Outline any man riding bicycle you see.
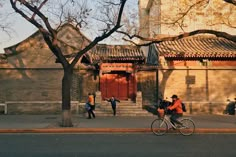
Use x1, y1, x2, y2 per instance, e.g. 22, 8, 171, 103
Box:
167, 94, 183, 128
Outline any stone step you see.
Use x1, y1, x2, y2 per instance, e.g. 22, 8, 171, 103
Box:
94, 113, 154, 117
94, 108, 151, 115
95, 106, 149, 110
94, 110, 150, 114
99, 105, 138, 108
82, 100, 153, 117
95, 106, 146, 110
101, 101, 136, 106
94, 111, 149, 114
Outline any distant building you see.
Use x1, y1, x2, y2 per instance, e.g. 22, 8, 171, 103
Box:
0, 1, 235, 115
0, 24, 154, 116
139, 0, 236, 37
139, 0, 236, 114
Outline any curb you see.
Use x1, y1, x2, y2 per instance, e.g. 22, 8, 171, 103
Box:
0, 128, 150, 133
0, 128, 236, 134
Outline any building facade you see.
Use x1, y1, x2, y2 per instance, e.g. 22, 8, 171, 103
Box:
0, 1, 235, 115
139, 0, 236, 114
0, 24, 155, 115
139, 0, 236, 37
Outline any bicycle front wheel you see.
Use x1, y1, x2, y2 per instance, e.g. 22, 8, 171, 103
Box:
179, 118, 195, 136
151, 118, 168, 136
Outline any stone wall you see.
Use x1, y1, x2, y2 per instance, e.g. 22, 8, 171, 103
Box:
135, 64, 236, 115
0, 68, 98, 114
137, 71, 157, 105
1, 66, 235, 115
6, 102, 79, 114
159, 66, 236, 114
0, 69, 63, 102
75, 69, 99, 102
139, 0, 236, 37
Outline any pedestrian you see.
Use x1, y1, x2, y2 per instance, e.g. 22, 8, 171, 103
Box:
87, 93, 95, 119
105, 96, 120, 116
225, 98, 236, 115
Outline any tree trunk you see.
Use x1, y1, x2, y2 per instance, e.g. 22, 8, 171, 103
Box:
61, 67, 73, 127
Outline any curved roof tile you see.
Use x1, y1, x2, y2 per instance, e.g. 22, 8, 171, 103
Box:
88, 45, 145, 63
156, 36, 236, 59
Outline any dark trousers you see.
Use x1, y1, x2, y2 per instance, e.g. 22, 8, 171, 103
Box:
112, 105, 116, 116
170, 113, 183, 125
88, 105, 95, 118
88, 109, 95, 118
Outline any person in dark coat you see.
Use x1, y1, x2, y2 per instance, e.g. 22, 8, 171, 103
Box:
225, 98, 236, 115
105, 96, 120, 116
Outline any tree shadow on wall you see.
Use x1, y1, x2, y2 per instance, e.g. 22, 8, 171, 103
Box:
5, 48, 31, 80
183, 69, 236, 114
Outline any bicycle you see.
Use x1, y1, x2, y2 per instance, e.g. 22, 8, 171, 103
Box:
151, 108, 195, 136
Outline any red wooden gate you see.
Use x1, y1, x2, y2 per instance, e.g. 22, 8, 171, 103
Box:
100, 73, 129, 100
100, 63, 136, 100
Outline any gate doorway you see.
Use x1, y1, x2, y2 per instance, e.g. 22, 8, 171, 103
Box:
100, 72, 130, 100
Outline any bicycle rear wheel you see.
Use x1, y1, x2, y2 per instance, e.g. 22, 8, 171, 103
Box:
179, 118, 195, 136
151, 118, 168, 136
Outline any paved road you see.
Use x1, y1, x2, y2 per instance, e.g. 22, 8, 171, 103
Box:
0, 133, 235, 157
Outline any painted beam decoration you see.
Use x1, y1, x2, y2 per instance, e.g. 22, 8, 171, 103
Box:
100, 63, 134, 73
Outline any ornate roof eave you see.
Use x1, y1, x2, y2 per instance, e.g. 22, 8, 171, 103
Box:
82, 44, 145, 64
136, 64, 158, 71
156, 35, 236, 60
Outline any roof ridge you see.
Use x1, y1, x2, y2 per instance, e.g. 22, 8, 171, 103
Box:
156, 35, 236, 59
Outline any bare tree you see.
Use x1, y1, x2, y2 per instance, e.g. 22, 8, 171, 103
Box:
224, 0, 236, 5
119, 29, 236, 46
0, 1, 13, 43
9, 0, 127, 127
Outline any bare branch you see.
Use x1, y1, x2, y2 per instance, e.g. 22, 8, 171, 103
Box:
209, 21, 236, 29
31, 0, 48, 19
161, 0, 208, 27
10, 0, 44, 31
118, 29, 236, 46
71, 0, 127, 67
224, 0, 236, 5
20, 1, 56, 37
10, 0, 69, 67
103, 0, 120, 6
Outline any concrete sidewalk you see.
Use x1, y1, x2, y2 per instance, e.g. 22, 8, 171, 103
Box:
0, 114, 235, 133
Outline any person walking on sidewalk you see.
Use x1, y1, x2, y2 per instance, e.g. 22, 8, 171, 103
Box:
87, 93, 95, 119
167, 94, 183, 128
105, 96, 120, 116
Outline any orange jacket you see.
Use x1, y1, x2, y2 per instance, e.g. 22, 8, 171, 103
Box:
168, 99, 183, 114
88, 95, 94, 106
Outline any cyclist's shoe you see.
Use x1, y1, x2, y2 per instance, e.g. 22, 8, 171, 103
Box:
176, 124, 185, 129
169, 127, 176, 130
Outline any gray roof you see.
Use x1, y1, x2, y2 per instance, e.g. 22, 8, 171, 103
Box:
88, 45, 145, 63
156, 36, 236, 59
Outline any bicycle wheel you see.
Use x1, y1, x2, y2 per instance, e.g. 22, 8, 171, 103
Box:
151, 118, 168, 136
179, 118, 195, 136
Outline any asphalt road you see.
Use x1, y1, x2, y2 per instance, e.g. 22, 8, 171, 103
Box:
0, 133, 235, 157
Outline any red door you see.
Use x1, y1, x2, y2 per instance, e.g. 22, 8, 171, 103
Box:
117, 73, 129, 100
100, 73, 129, 100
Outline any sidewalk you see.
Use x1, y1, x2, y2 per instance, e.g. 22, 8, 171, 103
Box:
0, 114, 235, 133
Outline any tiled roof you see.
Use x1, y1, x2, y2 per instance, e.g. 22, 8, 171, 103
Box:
89, 45, 145, 62
156, 36, 236, 59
